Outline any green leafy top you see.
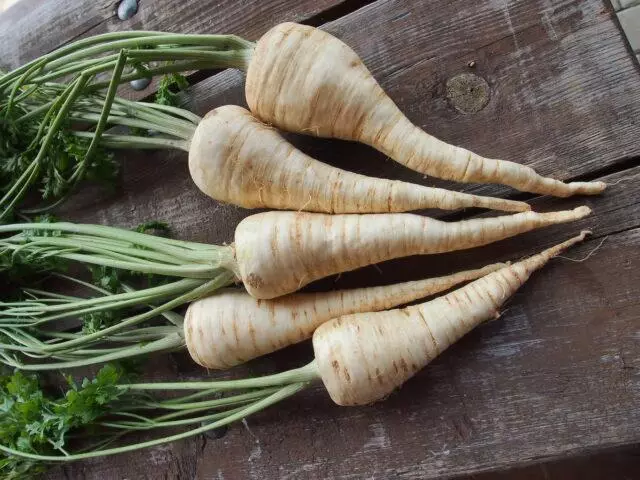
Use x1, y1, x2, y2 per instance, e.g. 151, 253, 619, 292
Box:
0, 215, 68, 285
154, 73, 189, 107
0, 364, 129, 478
37, 129, 119, 202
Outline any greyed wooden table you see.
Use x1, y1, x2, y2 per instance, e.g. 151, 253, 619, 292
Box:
1, 1, 639, 478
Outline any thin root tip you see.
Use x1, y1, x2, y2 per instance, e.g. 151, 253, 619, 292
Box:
569, 180, 607, 195
504, 201, 531, 213
560, 230, 591, 250
573, 205, 592, 218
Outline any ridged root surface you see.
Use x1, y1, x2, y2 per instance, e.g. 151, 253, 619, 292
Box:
246, 22, 606, 197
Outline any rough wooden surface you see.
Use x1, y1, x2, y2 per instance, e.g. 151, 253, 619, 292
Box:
617, 4, 640, 52
465, 444, 640, 479
0, 0, 348, 70
1, 0, 638, 478
56, 0, 640, 236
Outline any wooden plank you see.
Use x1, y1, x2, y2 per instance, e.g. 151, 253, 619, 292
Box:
179, 0, 640, 202
25, 0, 639, 477
469, 444, 640, 480
0, 0, 348, 70
617, 4, 640, 52
0, 0, 112, 70
611, 0, 640, 12
50, 157, 640, 480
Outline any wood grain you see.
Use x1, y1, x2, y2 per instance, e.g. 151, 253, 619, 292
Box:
4, 0, 636, 478
182, 0, 640, 201
48, 206, 640, 480
0, 0, 113, 70
54, 0, 640, 238
0, 0, 348, 70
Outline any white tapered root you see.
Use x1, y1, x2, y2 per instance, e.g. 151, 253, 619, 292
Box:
312, 230, 590, 406
245, 22, 605, 197
233, 207, 591, 299
184, 263, 505, 369
188, 105, 529, 213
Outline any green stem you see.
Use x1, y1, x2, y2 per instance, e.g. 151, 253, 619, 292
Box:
66, 50, 127, 188
36, 272, 234, 352
73, 131, 189, 151
4, 236, 187, 265
134, 101, 201, 124
6, 332, 184, 370
0, 31, 170, 89
4, 58, 46, 120
100, 405, 250, 430
29, 54, 121, 85
0, 222, 228, 260
54, 253, 220, 278
1, 278, 202, 318
0, 383, 305, 461
142, 387, 281, 411
43, 35, 254, 73
124, 361, 320, 392
68, 112, 193, 140
84, 60, 226, 91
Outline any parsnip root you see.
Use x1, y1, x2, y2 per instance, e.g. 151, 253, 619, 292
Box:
184, 263, 505, 369
188, 105, 529, 213
232, 207, 591, 299
312, 231, 590, 405
245, 23, 605, 197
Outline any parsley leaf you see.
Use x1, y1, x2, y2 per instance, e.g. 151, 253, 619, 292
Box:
154, 73, 189, 107
0, 365, 129, 478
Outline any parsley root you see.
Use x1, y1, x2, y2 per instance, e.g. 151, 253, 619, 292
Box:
0, 232, 588, 473
245, 23, 605, 196
184, 263, 505, 369
234, 207, 591, 298
313, 231, 590, 405
188, 105, 529, 213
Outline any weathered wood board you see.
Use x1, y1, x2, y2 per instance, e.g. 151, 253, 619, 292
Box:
51, 165, 640, 479
0, 0, 348, 70
0, 0, 638, 478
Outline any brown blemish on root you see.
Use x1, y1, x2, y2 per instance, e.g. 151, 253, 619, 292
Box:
343, 368, 351, 383
375, 367, 384, 385
399, 358, 410, 374
332, 360, 340, 373
246, 272, 265, 290
248, 324, 257, 349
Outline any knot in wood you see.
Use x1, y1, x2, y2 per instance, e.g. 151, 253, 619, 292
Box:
445, 73, 490, 114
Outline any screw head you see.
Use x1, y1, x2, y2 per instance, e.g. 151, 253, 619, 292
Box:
130, 77, 152, 91
117, 0, 138, 21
